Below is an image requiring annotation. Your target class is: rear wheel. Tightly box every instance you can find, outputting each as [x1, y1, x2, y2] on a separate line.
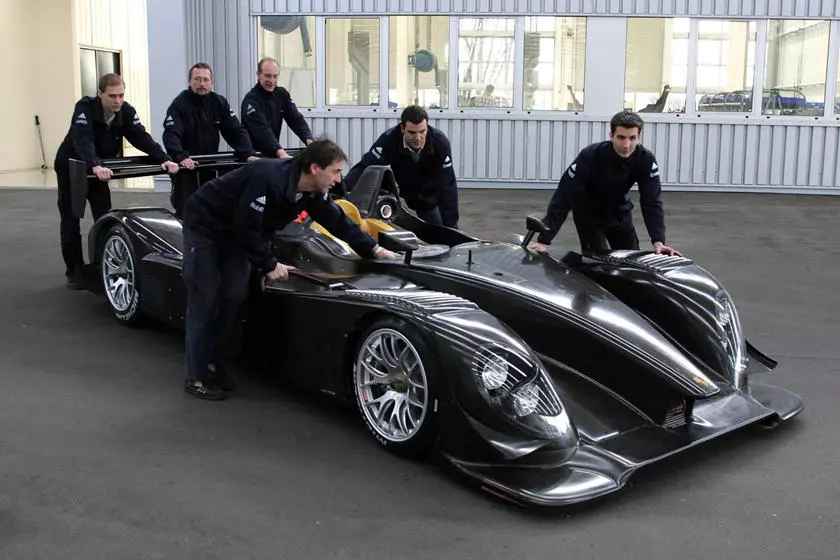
[353, 317, 438, 457]
[100, 225, 142, 325]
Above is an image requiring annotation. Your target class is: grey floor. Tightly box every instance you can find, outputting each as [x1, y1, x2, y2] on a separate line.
[0, 187, 838, 560]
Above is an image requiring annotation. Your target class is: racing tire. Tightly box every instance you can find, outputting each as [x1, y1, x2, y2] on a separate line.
[374, 194, 399, 221]
[353, 317, 439, 458]
[100, 225, 142, 325]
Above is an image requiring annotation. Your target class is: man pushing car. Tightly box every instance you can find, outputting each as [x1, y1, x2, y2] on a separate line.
[181, 138, 397, 400]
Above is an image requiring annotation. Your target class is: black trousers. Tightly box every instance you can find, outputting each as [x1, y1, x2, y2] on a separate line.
[572, 212, 639, 253]
[170, 170, 218, 218]
[56, 168, 111, 277]
[182, 220, 251, 382]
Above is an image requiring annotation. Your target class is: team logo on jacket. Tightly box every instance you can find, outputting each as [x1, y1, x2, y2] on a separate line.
[442, 155, 452, 169]
[568, 162, 577, 178]
[372, 146, 383, 159]
[75, 112, 87, 125]
[246, 104, 256, 115]
[229, 109, 237, 118]
[650, 162, 659, 178]
[164, 114, 175, 127]
[250, 195, 266, 213]
[132, 114, 142, 126]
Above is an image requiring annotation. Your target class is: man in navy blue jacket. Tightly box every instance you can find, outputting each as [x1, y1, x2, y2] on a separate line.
[241, 57, 313, 158]
[181, 138, 397, 400]
[54, 73, 178, 289]
[343, 106, 459, 229]
[528, 111, 682, 256]
[163, 63, 258, 217]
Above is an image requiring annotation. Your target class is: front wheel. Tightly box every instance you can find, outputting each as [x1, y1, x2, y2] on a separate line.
[100, 225, 142, 325]
[353, 317, 439, 457]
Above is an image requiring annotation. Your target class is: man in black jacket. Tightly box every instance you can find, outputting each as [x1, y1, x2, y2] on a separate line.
[343, 105, 459, 229]
[241, 57, 313, 158]
[54, 73, 179, 289]
[163, 62, 258, 217]
[181, 139, 397, 400]
[528, 111, 682, 256]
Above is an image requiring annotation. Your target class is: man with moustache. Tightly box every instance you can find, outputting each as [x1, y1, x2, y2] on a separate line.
[163, 62, 259, 218]
[241, 57, 314, 158]
[54, 73, 179, 289]
[528, 110, 682, 256]
[181, 138, 397, 400]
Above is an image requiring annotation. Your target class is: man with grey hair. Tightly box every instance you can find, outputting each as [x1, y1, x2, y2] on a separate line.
[241, 57, 313, 159]
[529, 110, 682, 256]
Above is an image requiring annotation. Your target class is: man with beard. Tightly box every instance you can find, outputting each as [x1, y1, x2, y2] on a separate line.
[181, 138, 398, 400]
[163, 62, 259, 217]
[528, 110, 682, 256]
[241, 57, 313, 158]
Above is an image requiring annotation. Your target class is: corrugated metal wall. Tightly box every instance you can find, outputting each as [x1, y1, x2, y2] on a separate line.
[184, 0, 840, 193]
[248, 0, 840, 18]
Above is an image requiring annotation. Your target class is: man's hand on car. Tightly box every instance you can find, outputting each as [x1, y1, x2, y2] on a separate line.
[527, 241, 548, 253]
[653, 241, 683, 257]
[266, 263, 295, 281]
[179, 157, 197, 170]
[372, 245, 398, 259]
[92, 165, 113, 182]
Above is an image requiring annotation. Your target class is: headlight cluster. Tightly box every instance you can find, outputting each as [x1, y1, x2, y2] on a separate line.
[471, 345, 569, 439]
[715, 291, 748, 388]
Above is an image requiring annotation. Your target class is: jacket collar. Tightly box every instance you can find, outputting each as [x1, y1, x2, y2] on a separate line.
[396, 124, 436, 157]
[89, 96, 123, 126]
[252, 83, 276, 99]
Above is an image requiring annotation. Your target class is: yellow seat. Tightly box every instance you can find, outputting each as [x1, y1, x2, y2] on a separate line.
[311, 199, 397, 254]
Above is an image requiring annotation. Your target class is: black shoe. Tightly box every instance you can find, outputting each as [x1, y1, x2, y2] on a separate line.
[207, 364, 235, 391]
[66, 275, 83, 290]
[184, 379, 227, 400]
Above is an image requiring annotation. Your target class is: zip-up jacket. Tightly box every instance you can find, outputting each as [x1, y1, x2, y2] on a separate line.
[54, 97, 169, 170]
[538, 141, 666, 244]
[162, 89, 256, 162]
[343, 125, 459, 228]
[184, 159, 376, 272]
[241, 84, 313, 156]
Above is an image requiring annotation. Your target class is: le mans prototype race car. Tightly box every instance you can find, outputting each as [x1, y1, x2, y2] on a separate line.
[70, 155, 803, 507]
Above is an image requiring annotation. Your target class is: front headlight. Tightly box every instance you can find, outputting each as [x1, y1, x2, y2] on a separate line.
[471, 345, 569, 439]
[715, 290, 748, 388]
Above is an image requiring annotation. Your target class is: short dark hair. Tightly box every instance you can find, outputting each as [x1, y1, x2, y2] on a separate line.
[400, 105, 428, 127]
[257, 57, 279, 74]
[189, 62, 213, 80]
[610, 110, 644, 134]
[292, 137, 348, 174]
[98, 73, 124, 93]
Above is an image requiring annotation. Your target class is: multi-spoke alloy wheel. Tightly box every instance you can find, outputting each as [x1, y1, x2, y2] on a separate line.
[354, 321, 438, 456]
[100, 227, 142, 324]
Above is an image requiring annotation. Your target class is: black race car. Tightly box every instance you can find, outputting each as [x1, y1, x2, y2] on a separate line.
[71, 156, 804, 507]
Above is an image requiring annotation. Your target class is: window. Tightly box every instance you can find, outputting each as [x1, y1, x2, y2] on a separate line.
[625, 18, 688, 113]
[257, 16, 317, 107]
[326, 19, 380, 106]
[79, 48, 121, 98]
[695, 21, 756, 112]
[763, 20, 830, 116]
[458, 18, 515, 108]
[389, 16, 450, 109]
[523, 17, 586, 111]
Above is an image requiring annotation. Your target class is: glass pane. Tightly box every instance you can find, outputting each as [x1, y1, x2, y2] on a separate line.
[458, 18, 515, 108]
[763, 19, 829, 116]
[257, 16, 317, 107]
[326, 18, 381, 106]
[389, 16, 449, 109]
[696, 21, 756, 112]
[523, 17, 586, 111]
[625, 18, 688, 113]
[836, 44, 840, 114]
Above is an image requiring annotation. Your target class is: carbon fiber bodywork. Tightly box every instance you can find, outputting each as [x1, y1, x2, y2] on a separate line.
[78, 161, 803, 507]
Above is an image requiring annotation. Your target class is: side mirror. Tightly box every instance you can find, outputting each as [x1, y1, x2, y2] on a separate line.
[378, 230, 420, 265]
[522, 213, 549, 248]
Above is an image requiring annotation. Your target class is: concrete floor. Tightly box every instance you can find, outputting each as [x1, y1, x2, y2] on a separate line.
[0, 187, 838, 560]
